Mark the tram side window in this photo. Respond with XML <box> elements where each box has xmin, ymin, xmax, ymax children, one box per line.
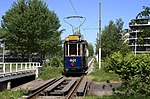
<box><xmin>65</xmin><ymin>43</ymin><xmax>68</xmax><ymax>56</ymax></box>
<box><xmin>82</xmin><ymin>44</ymin><xmax>85</xmax><ymax>56</ymax></box>
<box><xmin>69</xmin><ymin>44</ymin><xmax>77</xmax><ymax>55</ymax></box>
<box><xmin>78</xmin><ymin>44</ymin><xmax>81</xmax><ymax>56</ymax></box>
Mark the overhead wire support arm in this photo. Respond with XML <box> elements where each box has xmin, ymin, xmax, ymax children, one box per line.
<box><xmin>63</xmin><ymin>15</ymin><xmax>86</xmax><ymax>35</ymax></box>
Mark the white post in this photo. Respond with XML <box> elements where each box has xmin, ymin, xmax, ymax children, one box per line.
<box><xmin>99</xmin><ymin>48</ymin><xmax>101</xmax><ymax>69</ymax></box>
<box><xmin>3</xmin><ymin>63</ymin><xmax>5</xmax><ymax>74</ymax></box>
<box><xmin>29</xmin><ymin>62</ymin><xmax>31</xmax><ymax>70</ymax></box>
<box><xmin>32</xmin><ymin>63</ymin><xmax>35</xmax><ymax>69</ymax></box>
<box><xmin>68</xmin><ymin>44</ymin><xmax>69</xmax><ymax>55</ymax></box>
<box><xmin>0</xmin><ymin>39</ymin><xmax>5</xmax><ymax>74</ymax></box>
<box><xmin>16</xmin><ymin>63</ymin><xmax>18</xmax><ymax>72</ymax></box>
<box><xmin>2</xmin><ymin>43</ymin><xmax>5</xmax><ymax>63</ymax></box>
<box><xmin>99</xmin><ymin>2</ymin><xmax>102</xmax><ymax>69</ymax></box>
<box><xmin>7</xmin><ymin>82</ymin><xmax>11</xmax><ymax>89</ymax></box>
<box><xmin>25</xmin><ymin>63</ymin><xmax>27</xmax><ymax>70</ymax></box>
<box><xmin>10</xmin><ymin>63</ymin><xmax>12</xmax><ymax>73</ymax></box>
<box><xmin>77</xmin><ymin>43</ymin><xmax>78</xmax><ymax>56</ymax></box>
<box><xmin>35</xmin><ymin>63</ymin><xmax>38</xmax><ymax>78</ymax></box>
<box><xmin>21</xmin><ymin>63</ymin><xmax>23</xmax><ymax>70</ymax></box>
<box><xmin>29</xmin><ymin>62</ymin><xmax>32</xmax><ymax>70</ymax></box>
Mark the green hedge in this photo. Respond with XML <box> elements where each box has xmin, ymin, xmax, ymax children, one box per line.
<box><xmin>107</xmin><ymin>52</ymin><xmax>150</xmax><ymax>96</ymax></box>
<box><xmin>0</xmin><ymin>89</ymin><xmax>27</xmax><ymax>99</ymax></box>
<box><xmin>39</xmin><ymin>56</ymin><xmax>63</xmax><ymax>80</ymax></box>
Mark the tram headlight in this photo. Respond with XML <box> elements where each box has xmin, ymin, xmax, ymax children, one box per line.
<box><xmin>70</xmin><ymin>63</ymin><xmax>75</xmax><ymax>67</ymax></box>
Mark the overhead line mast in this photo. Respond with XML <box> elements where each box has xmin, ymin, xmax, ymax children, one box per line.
<box><xmin>99</xmin><ymin>2</ymin><xmax>102</xmax><ymax>69</ymax></box>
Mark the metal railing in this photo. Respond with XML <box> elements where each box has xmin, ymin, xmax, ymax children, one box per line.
<box><xmin>0</xmin><ymin>62</ymin><xmax>41</xmax><ymax>77</ymax></box>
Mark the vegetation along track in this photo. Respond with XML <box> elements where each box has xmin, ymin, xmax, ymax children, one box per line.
<box><xmin>25</xmin><ymin>76</ymin><xmax>89</xmax><ymax>99</ymax></box>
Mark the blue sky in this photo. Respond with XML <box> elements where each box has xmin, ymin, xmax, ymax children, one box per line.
<box><xmin>0</xmin><ymin>0</ymin><xmax>149</xmax><ymax>46</ymax></box>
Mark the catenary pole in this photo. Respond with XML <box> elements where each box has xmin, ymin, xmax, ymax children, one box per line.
<box><xmin>99</xmin><ymin>2</ymin><xmax>102</xmax><ymax>69</ymax></box>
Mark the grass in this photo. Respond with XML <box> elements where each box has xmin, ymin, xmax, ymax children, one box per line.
<box><xmin>89</xmin><ymin>61</ymin><xmax>120</xmax><ymax>82</ymax></box>
<box><xmin>0</xmin><ymin>89</ymin><xmax>27</xmax><ymax>99</ymax></box>
<box><xmin>84</xmin><ymin>95</ymin><xmax>150</xmax><ymax>99</ymax></box>
<box><xmin>39</xmin><ymin>65</ymin><xmax>63</xmax><ymax>80</ymax></box>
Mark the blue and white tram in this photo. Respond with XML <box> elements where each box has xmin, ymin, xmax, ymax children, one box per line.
<box><xmin>64</xmin><ymin>35</ymin><xmax>88</xmax><ymax>74</ymax></box>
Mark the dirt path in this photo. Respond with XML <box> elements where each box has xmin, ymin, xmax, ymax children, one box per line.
<box><xmin>89</xmin><ymin>81</ymin><xmax>121</xmax><ymax>96</ymax></box>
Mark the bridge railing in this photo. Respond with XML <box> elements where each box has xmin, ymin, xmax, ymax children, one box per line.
<box><xmin>0</xmin><ymin>62</ymin><xmax>41</xmax><ymax>77</ymax></box>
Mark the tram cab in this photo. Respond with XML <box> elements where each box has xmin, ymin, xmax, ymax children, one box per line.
<box><xmin>64</xmin><ymin>35</ymin><xmax>88</xmax><ymax>74</ymax></box>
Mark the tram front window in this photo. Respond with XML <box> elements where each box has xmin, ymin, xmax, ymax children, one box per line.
<box><xmin>69</xmin><ymin>44</ymin><xmax>77</xmax><ymax>55</ymax></box>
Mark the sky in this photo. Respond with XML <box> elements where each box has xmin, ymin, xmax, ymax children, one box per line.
<box><xmin>0</xmin><ymin>0</ymin><xmax>150</xmax><ymax>47</ymax></box>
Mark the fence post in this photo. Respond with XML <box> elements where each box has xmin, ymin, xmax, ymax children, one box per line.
<box><xmin>16</xmin><ymin>63</ymin><xmax>18</xmax><ymax>72</ymax></box>
<box><xmin>29</xmin><ymin>62</ymin><xmax>31</xmax><ymax>70</ymax></box>
<box><xmin>35</xmin><ymin>62</ymin><xmax>41</xmax><ymax>78</ymax></box>
<box><xmin>10</xmin><ymin>63</ymin><xmax>12</xmax><ymax>73</ymax></box>
<box><xmin>3</xmin><ymin>63</ymin><xmax>5</xmax><ymax>75</ymax></box>
<box><xmin>25</xmin><ymin>63</ymin><xmax>27</xmax><ymax>70</ymax></box>
<box><xmin>21</xmin><ymin>63</ymin><xmax>23</xmax><ymax>70</ymax></box>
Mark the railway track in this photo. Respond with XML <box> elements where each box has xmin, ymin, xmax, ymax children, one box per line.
<box><xmin>25</xmin><ymin>76</ymin><xmax>89</xmax><ymax>99</ymax></box>
<box><xmin>24</xmin><ymin>58</ymin><xmax>94</xmax><ymax>99</ymax></box>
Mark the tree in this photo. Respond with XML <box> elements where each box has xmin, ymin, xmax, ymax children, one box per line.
<box><xmin>136</xmin><ymin>7</ymin><xmax>150</xmax><ymax>45</ymax></box>
<box><xmin>96</xmin><ymin>18</ymin><xmax>129</xmax><ymax>59</ymax></box>
<box><xmin>1</xmin><ymin>0</ymin><xmax>62</xmax><ymax>61</ymax></box>
<box><xmin>107</xmin><ymin>52</ymin><xmax>150</xmax><ymax>96</ymax></box>
<box><xmin>88</xmin><ymin>43</ymin><xmax>94</xmax><ymax>57</ymax></box>
<box><xmin>0</xmin><ymin>28</ymin><xmax>6</xmax><ymax>39</ymax></box>
<box><xmin>136</xmin><ymin>6</ymin><xmax>150</xmax><ymax>19</ymax></box>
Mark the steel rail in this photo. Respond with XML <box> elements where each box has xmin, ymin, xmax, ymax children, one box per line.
<box><xmin>65</xmin><ymin>75</ymin><xmax>84</xmax><ymax>99</ymax></box>
<box><xmin>26</xmin><ymin>77</ymin><xmax>64</xmax><ymax>99</ymax></box>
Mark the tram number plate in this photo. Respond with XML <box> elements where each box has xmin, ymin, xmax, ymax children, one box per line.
<box><xmin>69</xmin><ymin>59</ymin><xmax>76</xmax><ymax>63</ymax></box>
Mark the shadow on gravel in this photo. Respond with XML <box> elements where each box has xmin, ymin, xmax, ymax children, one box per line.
<box><xmin>62</xmin><ymin>72</ymin><xmax>85</xmax><ymax>77</ymax></box>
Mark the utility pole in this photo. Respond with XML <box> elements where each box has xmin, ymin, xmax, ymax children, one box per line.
<box><xmin>99</xmin><ymin>2</ymin><xmax>102</xmax><ymax>69</ymax></box>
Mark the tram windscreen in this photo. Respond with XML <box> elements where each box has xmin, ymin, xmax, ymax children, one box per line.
<box><xmin>69</xmin><ymin>44</ymin><xmax>77</xmax><ymax>55</ymax></box>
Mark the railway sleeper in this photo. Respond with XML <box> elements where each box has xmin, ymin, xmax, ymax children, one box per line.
<box><xmin>48</xmin><ymin>79</ymin><xmax>77</xmax><ymax>96</ymax></box>
<box><xmin>49</xmin><ymin>91</ymin><xmax>63</xmax><ymax>96</ymax></box>
<box><xmin>61</xmin><ymin>78</ymin><xmax>77</xmax><ymax>96</ymax></box>
<box><xmin>57</xmin><ymin>85</ymin><xmax>66</xmax><ymax>89</ymax></box>
<box><xmin>76</xmin><ymin>79</ymin><xmax>88</xmax><ymax>96</ymax></box>
<box><xmin>62</xmin><ymin>80</ymin><xmax>70</xmax><ymax>84</ymax></box>
<box><xmin>44</xmin><ymin>78</ymin><xmax>66</xmax><ymax>96</ymax></box>
<box><xmin>28</xmin><ymin>78</ymin><xmax>56</xmax><ymax>93</ymax></box>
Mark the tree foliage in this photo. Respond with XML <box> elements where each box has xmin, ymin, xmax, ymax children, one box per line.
<box><xmin>107</xmin><ymin>52</ymin><xmax>150</xmax><ymax>96</ymax></box>
<box><xmin>88</xmin><ymin>43</ymin><xmax>94</xmax><ymax>57</ymax></box>
<box><xmin>96</xmin><ymin>18</ymin><xmax>129</xmax><ymax>59</ymax></box>
<box><xmin>136</xmin><ymin>6</ymin><xmax>150</xmax><ymax>45</ymax></box>
<box><xmin>136</xmin><ymin>6</ymin><xmax>150</xmax><ymax>19</ymax></box>
<box><xmin>1</xmin><ymin>0</ymin><xmax>62</xmax><ymax>61</ymax></box>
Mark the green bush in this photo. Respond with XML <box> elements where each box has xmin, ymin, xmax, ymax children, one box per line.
<box><xmin>0</xmin><ymin>89</ymin><xmax>27</xmax><ymax>99</ymax></box>
<box><xmin>39</xmin><ymin>57</ymin><xmax>63</xmax><ymax>80</ymax></box>
<box><xmin>45</xmin><ymin>56</ymin><xmax>63</xmax><ymax>67</ymax></box>
<box><xmin>107</xmin><ymin>52</ymin><xmax>150</xmax><ymax>96</ymax></box>
<box><xmin>39</xmin><ymin>66</ymin><xmax>63</xmax><ymax>80</ymax></box>
<box><xmin>84</xmin><ymin>95</ymin><xmax>150</xmax><ymax>99</ymax></box>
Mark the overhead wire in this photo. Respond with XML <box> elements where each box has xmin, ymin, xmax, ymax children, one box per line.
<box><xmin>69</xmin><ymin>0</ymin><xmax>78</xmax><ymax>16</ymax></box>
<box><xmin>69</xmin><ymin>0</ymin><xmax>88</xmax><ymax>39</ymax></box>
<box><xmin>69</xmin><ymin>0</ymin><xmax>82</xmax><ymax>24</ymax></box>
